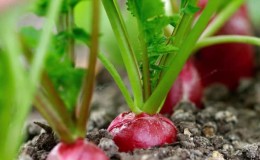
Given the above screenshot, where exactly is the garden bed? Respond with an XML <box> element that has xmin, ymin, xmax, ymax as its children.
<box><xmin>19</xmin><ymin>68</ymin><xmax>260</xmax><ymax>160</ymax></box>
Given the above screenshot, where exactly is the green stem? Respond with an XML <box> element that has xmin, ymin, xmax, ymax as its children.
<box><xmin>30</xmin><ymin>0</ymin><xmax>63</xmax><ymax>90</ymax></box>
<box><xmin>164</xmin><ymin>0</ymin><xmax>197</xmax><ymax>66</ymax></box>
<box><xmin>140</xmin><ymin>37</ymin><xmax>151</xmax><ymax>101</ymax></box>
<box><xmin>98</xmin><ymin>53</ymin><xmax>141</xmax><ymax>113</ymax></box>
<box><xmin>67</xmin><ymin>7</ymin><xmax>75</xmax><ymax>63</ymax></box>
<box><xmin>0</xmin><ymin>15</ymin><xmax>29</xmax><ymax>160</ymax></box>
<box><xmin>41</xmin><ymin>72</ymin><xmax>75</xmax><ymax>130</ymax></box>
<box><xmin>132</xmin><ymin>0</ymin><xmax>151</xmax><ymax>102</ymax></box>
<box><xmin>194</xmin><ymin>35</ymin><xmax>260</xmax><ymax>51</ymax></box>
<box><xmin>143</xmin><ymin>0</ymin><xmax>223</xmax><ymax>114</ymax></box>
<box><xmin>57</xmin><ymin>14</ymin><xmax>66</xmax><ymax>33</ymax></box>
<box><xmin>34</xmin><ymin>91</ymin><xmax>75</xmax><ymax>143</ymax></box>
<box><xmin>15</xmin><ymin>0</ymin><xmax>64</xmax><ymax>144</ymax></box>
<box><xmin>200</xmin><ymin>0</ymin><xmax>244</xmax><ymax>38</ymax></box>
<box><xmin>76</xmin><ymin>0</ymin><xmax>100</xmax><ymax>137</ymax></box>
<box><xmin>170</xmin><ymin>0</ymin><xmax>179</xmax><ymax>13</ymax></box>
<box><xmin>101</xmin><ymin>0</ymin><xmax>143</xmax><ymax>109</ymax></box>
<box><xmin>159</xmin><ymin>0</ymin><xmax>197</xmax><ymax>81</ymax></box>
<box><xmin>0</xmin><ymin>0</ymin><xmax>63</xmax><ymax>157</ymax></box>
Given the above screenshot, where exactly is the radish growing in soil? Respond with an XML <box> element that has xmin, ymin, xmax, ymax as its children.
<box><xmin>47</xmin><ymin>139</ymin><xmax>108</xmax><ymax>160</ymax></box>
<box><xmin>194</xmin><ymin>1</ymin><xmax>255</xmax><ymax>90</ymax></box>
<box><xmin>108</xmin><ymin>112</ymin><xmax>177</xmax><ymax>152</ymax></box>
<box><xmin>2</xmin><ymin>0</ymin><xmax>260</xmax><ymax>159</ymax></box>
<box><xmin>45</xmin><ymin>0</ymin><xmax>108</xmax><ymax>159</ymax></box>
<box><xmin>16</xmin><ymin>0</ymin><xmax>108</xmax><ymax>159</ymax></box>
<box><xmin>30</xmin><ymin>0</ymin><xmax>260</xmax><ymax>157</ymax></box>
<box><xmin>100</xmin><ymin>0</ymin><xmax>260</xmax><ymax>152</ymax></box>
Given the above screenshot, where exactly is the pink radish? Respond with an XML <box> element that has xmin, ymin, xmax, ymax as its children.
<box><xmin>193</xmin><ymin>2</ymin><xmax>255</xmax><ymax>90</ymax></box>
<box><xmin>47</xmin><ymin>139</ymin><xmax>108</xmax><ymax>160</ymax></box>
<box><xmin>107</xmin><ymin>112</ymin><xmax>177</xmax><ymax>152</ymax></box>
<box><xmin>160</xmin><ymin>59</ymin><xmax>203</xmax><ymax>114</ymax></box>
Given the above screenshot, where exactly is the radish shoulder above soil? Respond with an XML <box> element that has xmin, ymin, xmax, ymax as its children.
<box><xmin>107</xmin><ymin>112</ymin><xmax>177</xmax><ymax>152</ymax></box>
<box><xmin>47</xmin><ymin>139</ymin><xmax>108</xmax><ymax>160</ymax></box>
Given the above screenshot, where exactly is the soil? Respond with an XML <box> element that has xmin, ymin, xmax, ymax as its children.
<box><xmin>19</xmin><ymin>67</ymin><xmax>260</xmax><ymax>160</ymax></box>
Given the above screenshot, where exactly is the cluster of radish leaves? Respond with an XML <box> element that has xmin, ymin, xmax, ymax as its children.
<box><xmin>21</xmin><ymin>0</ymin><xmax>103</xmax><ymax>142</ymax></box>
<box><xmin>100</xmin><ymin>0</ymin><xmax>260</xmax><ymax>115</ymax></box>
<box><xmin>21</xmin><ymin>26</ymin><xmax>85</xmax><ymax>112</ymax></box>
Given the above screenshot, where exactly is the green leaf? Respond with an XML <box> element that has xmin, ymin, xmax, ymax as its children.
<box><xmin>34</xmin><ymin>0</ymin><xmax>49</xmax><ymax>16</ymax></box>
<box><xmin>46</xmin><ymin>33</ymin><xmax>85</xmax><ymax>112</ymax></box>
<box><xmin>127</xmin><ymin>0</ymin><xmax>165</xmax><ymax>19</ymax></box>
<box><xmin>182</xmin><ymin>4</ymin><xmax>200</xmax><ymax>14</ymax></box>
<box><xmin>0</xmin><ymin>51</ymin><xmax>14</xmax><ymax>146</ymax></box>
<box><xmin>127</xmin><ymin>0</ymin><xmax>180</xmax><ymax>91</ymax></box>
<box><xmin>61</xmin><ymin>0</ymin><xmax>82</xmax><ymax>13</ymax></box>
<box><xmin>181</xmin><ymin>0</ymin><xmax>188</xmax><ymax>8</ymax></box>
<box><xmin>169</xmin><ymin>14</ymin><xmax>181</xmax><ymax>27</ymax></box>
<box><xmin>20</xmin><ymin>26</ymin><xmax>41</xmax><ymax>48</ymax></box>
<box><xmin>72</xmin><ymin>27</ymin><xmax>91</xmax><ymax>44</ymax></box>
<box><xmin>20</xmin><ymin>26</ymin><xmax>84</xmax><ymax>111</ymax></box>
<box><xmin>127</xmin><ymin>0</ymin><xmax>170</xmax><ymax>43</ymax></box>
<box><xmin>33</xmin><ymin>0</ymin><xmax>81</xmax><ymax>16</ymax></box>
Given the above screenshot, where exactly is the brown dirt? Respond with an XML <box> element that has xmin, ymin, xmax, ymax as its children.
<box><xmin>19</xmin><ymin>67</ymin><xmax>260</xmax><ymax>160</ymax></box>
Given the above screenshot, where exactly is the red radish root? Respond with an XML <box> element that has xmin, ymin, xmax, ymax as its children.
<box><xmin>160</xmin><ymin>60</ymin><xmax>203</xmax><ymax>114</ymax></box>
<box><xmin>194</xmin><ymin>3</ymin><xmax>255</xmax><ymax>90</ymax></box>
<box><xmin>47</xmin><ymin>139</ymin><xmax>108</xmax><ymax>160</ymax></box>
<box><xmin>108</xmin><ymin>112</ymin><xmax>177</xmax><ymax>152</ymax></box>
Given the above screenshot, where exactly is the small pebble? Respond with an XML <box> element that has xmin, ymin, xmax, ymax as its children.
<box><xmin>98</xmin><ymin>138</ymin><xmax>118</xmax><ymax>157</ymax></box>
<box><xmin>208</xmin><ymin>151</ymin><xmax>224</xmax><ymax>160</ymax></box>
<box><xmin>211</xmin><ymin>136</ymin><xmax>224</xmax><ymax>149</ymax></box>
<box><xmin>202</xmin><ymin>122</ymin><xmax>217</xmax><ymax>137</ymax></box>
<box><xmin>215</xmin><ymin>111</ymin><xmax>237</xmax><ymax>123</ymax></box>
<box><xmin>193</xmin><ymin>136</ymin><xmax>211</xmax><ymax>148</ymax></box>
<box><xmin>242</xmin><ymin>143</ymin><xmax>259</xmax><ymax>159</ymax></box>
<box><xmin>184</xmin><ymin>128</ymin><xmax>192</xmax><ymax>137</ymax></box>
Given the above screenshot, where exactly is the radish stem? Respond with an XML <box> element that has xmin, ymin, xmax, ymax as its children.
<box><xmin>200</xmin><ymin>0</ymin><xmax>244</xmax><ymax>38</ymax></box>
<box><xmin>143</xmin><ymin>0</ymin><xmax>223</xmax><ymax>114</ymax></box>
<box><xmin>66</xmin><ymin>7</ymin><xmax>75</xmax><ymax>63</ymax></box>
<box><xmin>76</xmin><ymin>0</ymin><xmax>100</xmax><ymax>137</ymax></box>
<box><xmin>101</xmin><ymin>0</ymin><xmax>143</xmax><ymax>110</ymax></box>
<box><xmin>98</xmin><ymin>53</ymin><xmax>141</xmax><ymax>113</ymax></box>
<box><xmin>195</xmin><ymin>35</ymin><xmax>260</xmax><ymax>51</ymax></box>
<box><xmin>34</xmin><ymin>91</ymin><xmax>75</xmax><ymax>143</ymax></box>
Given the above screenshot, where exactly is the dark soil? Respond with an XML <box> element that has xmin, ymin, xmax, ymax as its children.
<box><xmin>19</xmin><ymin>68</ymin><xmax>260</xmax><ymax>160</ymax></box>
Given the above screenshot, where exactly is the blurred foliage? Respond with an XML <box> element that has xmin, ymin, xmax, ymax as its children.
<box><xmin>247</xmin><ymin>0</ymin><xmax>260</xmax><ymax>30</ymax></box>
<box><xmin>74</xmin><ymin>0</ymin><xmax>124</xmax><ymax>67</ymax></box>
<box><xmin>20</xmin><ymin>26</ymin><xmax>85</xmax><ymax>111</ymax></box>
<box><xmin>34</xmin><ymin>0</ymin><xmax>80</xmax><ymax>16</ymax></box>
<box><xmin>0</xmin><ymin>50</ymin><xmax>13</xmax><ymax>149</ymax></box>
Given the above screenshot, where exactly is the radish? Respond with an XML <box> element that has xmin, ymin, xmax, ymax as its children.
<box><xmin>193</xmin><ymin>3</ymin><xmax>255</xmax><ymax>90</ymax></box>
<box><xmin>27</xmin><ymin>1</ymin><xmax>110</xmax><ymax>159</ymax></box>
<box><xmin>47</xmin><ymin>139</ymin><xmax>108</xmax><ymax>160</ymax></box>
<box><xmin>160</xmin><ymin>60</ymin><xmax>203</xmax><ymax>114</ymax></box>
<box><xmin>102</xmin><ymin>0</ymin><xmax>235</xmax><ymax>153</ymax></box>
<box><xmin>107</xmin><ymin>112</ymin><xmax>177</xmax><ymax>152</ymax></box>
